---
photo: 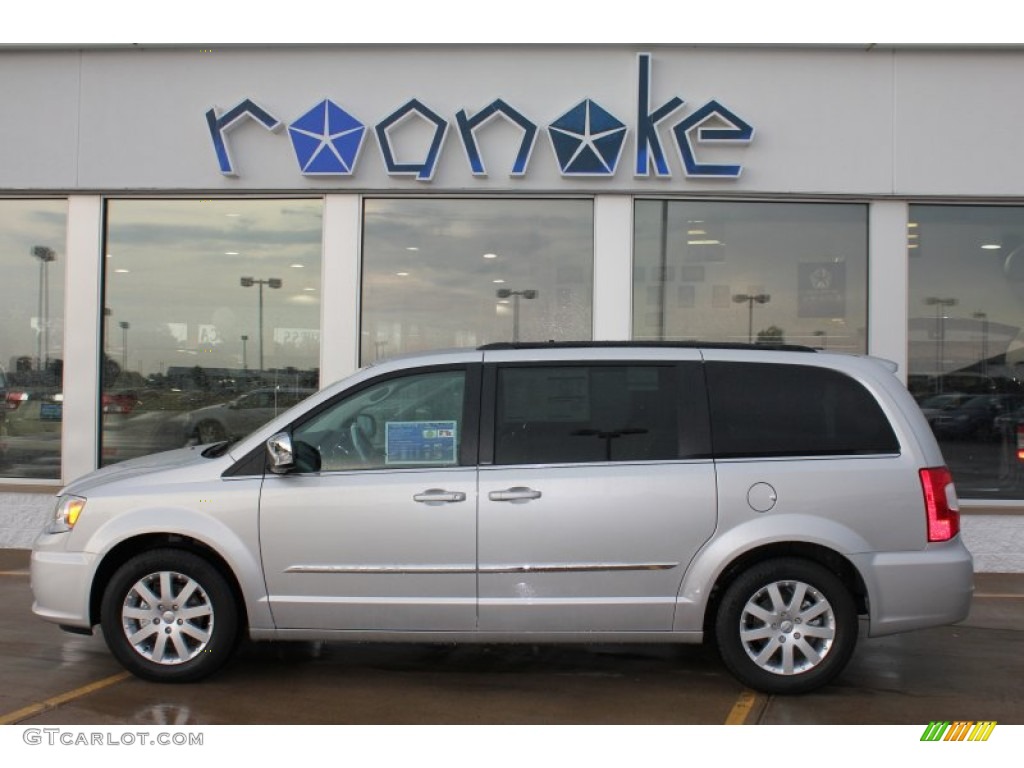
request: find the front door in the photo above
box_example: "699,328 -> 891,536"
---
259,366 -> 478,631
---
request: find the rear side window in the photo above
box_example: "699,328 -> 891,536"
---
705,362 -> 899,458
493,364 -> 707,465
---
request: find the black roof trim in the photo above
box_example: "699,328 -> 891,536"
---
478,341 -> 818,353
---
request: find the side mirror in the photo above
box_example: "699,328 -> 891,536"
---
266,432 -> 295,474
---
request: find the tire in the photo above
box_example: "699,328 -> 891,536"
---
195,420 -> 228,444
100,549 -> 239,683
714,558 -> 857,695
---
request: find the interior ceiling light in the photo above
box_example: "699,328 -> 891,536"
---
981,244 -> 1002,250
493,278 -> 506,284
483,252 -> 498,259
688,239 -> 721,246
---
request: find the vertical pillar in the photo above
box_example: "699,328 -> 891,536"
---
593,195 -> 633,341
868,201 -> 910,382
320,195 -> 363,385
61,196 -> 104,483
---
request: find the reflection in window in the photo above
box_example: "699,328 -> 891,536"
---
0,200 -> 67,479
633,201 -> 868,352
705,362 -> 899,458
361,199 -> 593,365
908,204 -> 1024,499
294,370 -> 466,471
494,365 -> 681,465
100,199 -> 322,466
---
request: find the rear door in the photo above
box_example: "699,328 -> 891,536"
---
477,349 -> 717,632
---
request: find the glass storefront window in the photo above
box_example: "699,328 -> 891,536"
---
360,199 -> 594,365
633,201 -> 868,352
0,200 -> 67,480
100,199 -> 322,466
908,205 -> 1024,500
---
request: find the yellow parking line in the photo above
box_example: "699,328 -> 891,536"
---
724,690 -> 761,725
0,570 -> 29,576
0,671 -> 131,725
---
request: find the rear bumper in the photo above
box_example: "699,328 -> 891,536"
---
851,537 -> 974,637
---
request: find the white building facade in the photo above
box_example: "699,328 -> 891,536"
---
0,44 -> 1022,567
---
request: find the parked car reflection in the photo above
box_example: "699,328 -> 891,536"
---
917,392 -> 972,426
929,393 -> 1024,440
186,387 -> 314,444
101,386 -> 315,463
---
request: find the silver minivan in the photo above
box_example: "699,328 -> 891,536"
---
30,343 -> 974,694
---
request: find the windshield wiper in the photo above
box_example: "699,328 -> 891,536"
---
201,440 -> 234,458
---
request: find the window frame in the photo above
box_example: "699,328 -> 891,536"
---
480,360 -> 711,467
704,361 -> 901,459
290,363 -> 481,473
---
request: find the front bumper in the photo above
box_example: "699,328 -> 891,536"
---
30,534 -> 97,631
851,537 -> 975,637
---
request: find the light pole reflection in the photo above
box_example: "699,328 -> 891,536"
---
496,288 -> 537,343
32,246 -> 56,370
241,277 -> 282,371
924,296 -> 957,391
732,293 -> 770,344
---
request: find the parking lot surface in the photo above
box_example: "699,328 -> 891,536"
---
2,548 -> 1022,726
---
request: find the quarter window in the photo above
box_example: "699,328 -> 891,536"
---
705,362 -> 899,458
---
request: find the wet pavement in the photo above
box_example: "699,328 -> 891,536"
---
2,548 -> 1022,726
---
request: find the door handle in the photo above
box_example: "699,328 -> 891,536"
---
413,489 -> 467,504
488,486 -> 542,503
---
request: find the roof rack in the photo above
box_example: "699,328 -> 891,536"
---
478,341 -> 818,353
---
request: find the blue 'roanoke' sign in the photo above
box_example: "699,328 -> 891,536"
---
206,54 -> 754,182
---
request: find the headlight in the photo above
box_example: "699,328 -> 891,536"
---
50,495 -> 86,533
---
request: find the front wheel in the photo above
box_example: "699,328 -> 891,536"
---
714,558 -> 857,694
100,549 -> 238,682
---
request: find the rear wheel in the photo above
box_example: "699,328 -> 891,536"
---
100,549 -> 238,682
714,558 -> 857,694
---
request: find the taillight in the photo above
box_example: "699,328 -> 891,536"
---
4,391 -> 27,411
919,467 -> 960,542
1016,424 -> 1024,462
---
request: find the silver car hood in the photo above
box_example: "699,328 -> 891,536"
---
61,444 -> 226,497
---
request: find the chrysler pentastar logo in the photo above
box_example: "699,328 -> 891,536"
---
205,53 -> 754,181
288,99 -> 366,175
549,99 -> 627,175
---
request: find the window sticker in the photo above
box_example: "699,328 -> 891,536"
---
385,421 -> 458,465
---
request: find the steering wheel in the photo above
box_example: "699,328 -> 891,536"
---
349,414 -> 376,463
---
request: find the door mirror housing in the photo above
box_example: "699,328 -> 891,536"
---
266,432 -> 295,474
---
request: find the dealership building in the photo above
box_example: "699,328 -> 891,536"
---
0,43 -> 1022,568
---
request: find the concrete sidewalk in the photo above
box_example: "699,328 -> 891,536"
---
0,491 -> 54,549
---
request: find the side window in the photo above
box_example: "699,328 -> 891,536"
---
293,370 -> 466,471
705,362 -> 900,458
493,365 -> 685,465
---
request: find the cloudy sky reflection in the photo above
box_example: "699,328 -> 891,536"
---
104,199 -> 322,377
360,199 -> 593,363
